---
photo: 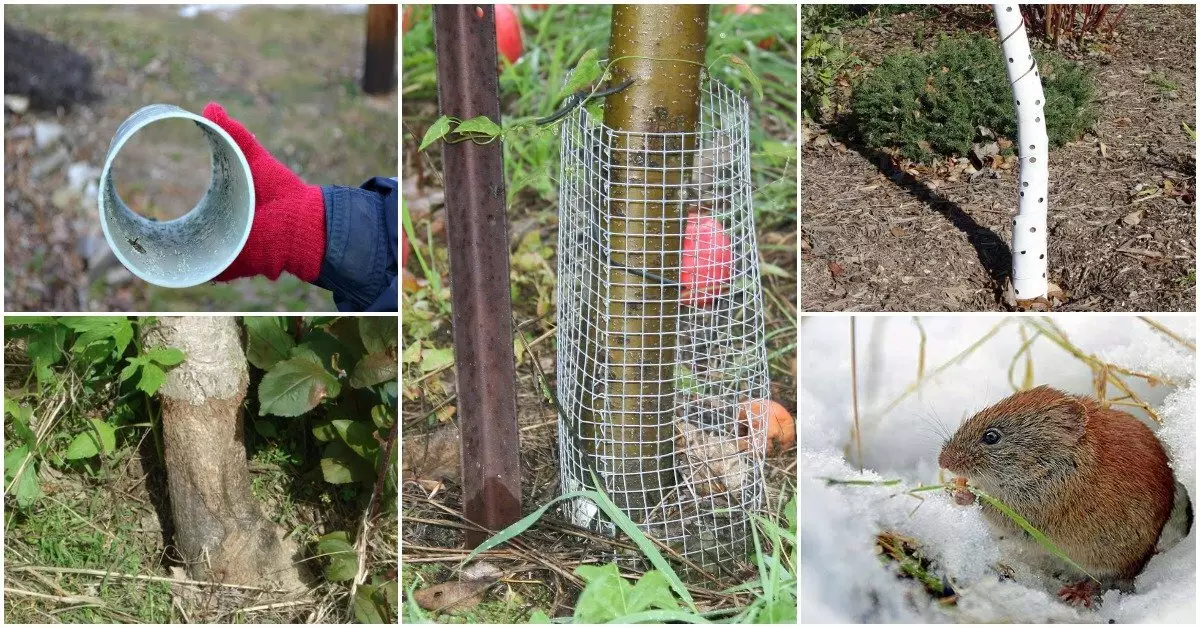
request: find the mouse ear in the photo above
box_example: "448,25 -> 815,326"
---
1042,395 -> 1089,445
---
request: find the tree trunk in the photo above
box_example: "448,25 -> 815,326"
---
586,4 -> 709,516
141,316 -> 308,591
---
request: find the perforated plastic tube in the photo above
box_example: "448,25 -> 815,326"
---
98,104 -> 254,288
994,3 -> 1049,303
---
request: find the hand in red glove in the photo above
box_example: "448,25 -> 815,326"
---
202,102 -> 326,282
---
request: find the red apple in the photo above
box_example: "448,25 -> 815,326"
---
680,212 -> 734,308
494,4 -> 523,64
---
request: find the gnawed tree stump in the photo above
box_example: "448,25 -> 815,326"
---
141,316 -> 309,591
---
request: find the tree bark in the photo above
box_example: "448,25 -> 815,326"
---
142,316 -> 308,591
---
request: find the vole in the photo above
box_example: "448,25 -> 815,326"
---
938,385 -> 1189,606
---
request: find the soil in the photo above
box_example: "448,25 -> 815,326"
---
801,4 -> 1196,312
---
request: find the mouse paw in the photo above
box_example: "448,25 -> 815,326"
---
1058,580 -> 1099,608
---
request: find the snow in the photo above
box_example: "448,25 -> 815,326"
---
800,315 -> 1197,623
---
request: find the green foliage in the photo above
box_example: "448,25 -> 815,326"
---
573,564 -> 682,622
800,3 -> 867,122
247,317 -> 397,486
851,34 -> 1098,162
318,530 -> 359,582
4,316 -> 177,510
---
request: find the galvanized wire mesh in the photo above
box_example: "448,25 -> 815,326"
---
555,78 -> 769,573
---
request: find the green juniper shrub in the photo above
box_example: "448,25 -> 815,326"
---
850,34 -> 1098,162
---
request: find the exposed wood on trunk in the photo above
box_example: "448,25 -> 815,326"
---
142,317 -> 309,591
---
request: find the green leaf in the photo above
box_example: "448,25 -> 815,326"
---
402,340 -> 422,364
61,317 -> 129,354
119,362 -> 141,382
113,322 -> 134,356
259,351 -> 340,417
245,317 -> 295,370
756,586 -> 797,623
27,324 -> 66,384
137,364 -> 166,395
65,419 -> 117,460
331,419 -> 380,462
5,402 -> 37,447
419,115 -> 454,151
454,115 -> 502,138
584,472 -> 697,611
759,261 -> 793,279
65,433 -> 99,460
312,418 -> 338,442
317,531 -> 358,582
359,317 -> 398,354
556,48 -> 602,101
320,441 -> 374,484
89,419 -> 117,454
528,610 -> 552,623
4,316 -> 56,326
5,445 -> 29,479
350,350 -> 398,389
253,420 -> 278,439
627,570 -> 679,614
317,530 -> 354,555
419,347 -> 454,373
728,54 -> 764,102
352,585 -> 386,623
370,404 -> 394,429
573,563 -> 628,623
5,447 -> 42,508
146,347 -> 185,366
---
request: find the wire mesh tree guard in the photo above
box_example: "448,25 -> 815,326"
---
555,77 -> 770,572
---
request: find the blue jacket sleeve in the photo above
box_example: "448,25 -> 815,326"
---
316,177 -> 398,312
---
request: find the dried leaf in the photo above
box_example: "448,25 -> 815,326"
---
828,261 -> 845,278
890,226 -> 906,238
1122,210 -> 1144,226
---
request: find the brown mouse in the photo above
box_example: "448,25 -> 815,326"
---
938,385 -> 1179,606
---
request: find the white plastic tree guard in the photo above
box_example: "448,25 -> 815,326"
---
994,3 -> 1050,304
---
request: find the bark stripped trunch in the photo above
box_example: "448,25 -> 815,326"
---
142,316 -> 309,591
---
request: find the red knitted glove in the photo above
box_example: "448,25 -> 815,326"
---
202,102 -> 326,282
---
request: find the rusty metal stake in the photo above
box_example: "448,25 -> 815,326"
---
433,4 -> 522,548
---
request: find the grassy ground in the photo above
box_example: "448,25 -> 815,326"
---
801,4 -> 1196,312
2,318 -> 397,623
402,4 -> 797,622
4,5 -> 397,312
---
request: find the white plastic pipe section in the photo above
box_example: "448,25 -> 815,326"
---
994,3 -> 1049,302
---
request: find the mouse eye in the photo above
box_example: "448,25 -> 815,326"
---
981,428 -> 1001,445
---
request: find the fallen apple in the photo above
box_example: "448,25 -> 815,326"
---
494,4 -> 523,64
738,398 -> 795,456
679,211 -> 734,308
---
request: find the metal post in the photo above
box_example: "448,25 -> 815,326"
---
433,4 -> 522,547
362,4 -> 398,95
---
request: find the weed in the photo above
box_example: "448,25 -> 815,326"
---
1148,71 -> 1178,94
851,34 -> 1098,162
